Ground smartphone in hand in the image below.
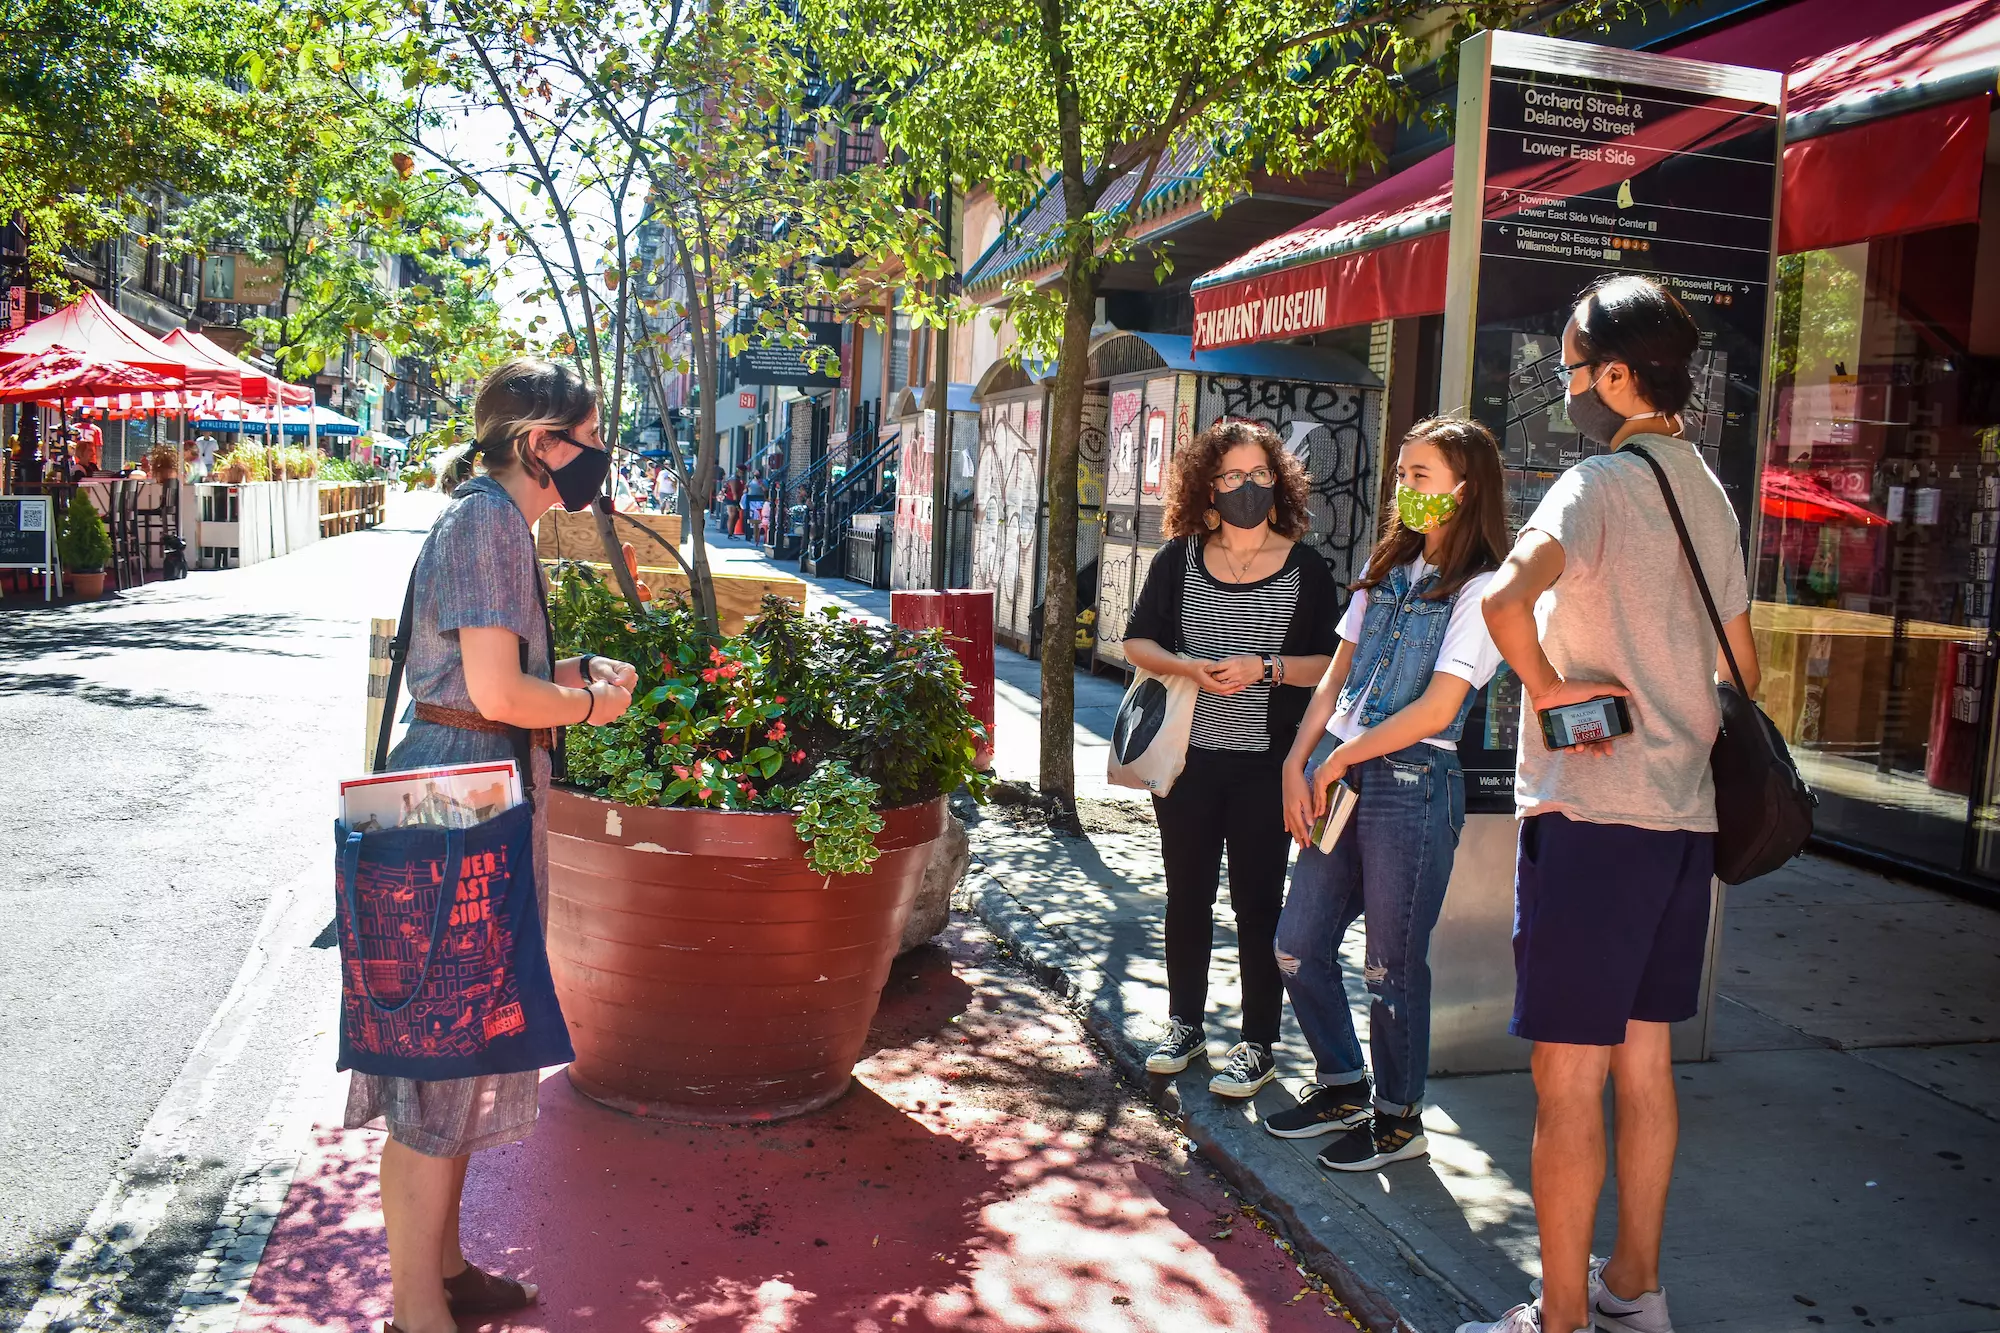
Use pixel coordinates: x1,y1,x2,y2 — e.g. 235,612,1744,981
1539,695,1633,750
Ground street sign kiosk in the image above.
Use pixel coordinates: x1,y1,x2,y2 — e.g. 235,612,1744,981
1430,30,1785,1072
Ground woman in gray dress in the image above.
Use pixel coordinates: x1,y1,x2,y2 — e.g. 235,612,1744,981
349,357,635,1333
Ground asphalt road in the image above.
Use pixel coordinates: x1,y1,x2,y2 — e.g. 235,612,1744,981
0,489,444,1331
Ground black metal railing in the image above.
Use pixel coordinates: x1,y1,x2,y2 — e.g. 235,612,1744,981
799,421,899,578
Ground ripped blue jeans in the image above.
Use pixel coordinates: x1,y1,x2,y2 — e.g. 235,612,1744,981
1274,743,1464,1115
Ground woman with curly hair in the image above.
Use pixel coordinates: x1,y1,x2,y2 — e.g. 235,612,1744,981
1122,419,1340,1098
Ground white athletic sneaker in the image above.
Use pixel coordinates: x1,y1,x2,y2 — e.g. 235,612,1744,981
1457,1299,1590,1333
1532,1257,1674,1333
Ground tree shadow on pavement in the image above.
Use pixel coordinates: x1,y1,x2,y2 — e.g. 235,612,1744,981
0,611,328,664
238,923,1319,1333
0,672,212,712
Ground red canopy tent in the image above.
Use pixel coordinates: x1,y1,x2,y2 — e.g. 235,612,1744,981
162,329,312,406
0,291,229,390
0,345,181,403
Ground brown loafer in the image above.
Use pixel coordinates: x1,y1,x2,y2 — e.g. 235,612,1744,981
444,1261,539,1314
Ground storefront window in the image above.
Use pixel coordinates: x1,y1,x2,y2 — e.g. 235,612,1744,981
1754,224,2000,880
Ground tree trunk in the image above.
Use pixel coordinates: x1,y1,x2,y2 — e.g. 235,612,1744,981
1037,257,1096,818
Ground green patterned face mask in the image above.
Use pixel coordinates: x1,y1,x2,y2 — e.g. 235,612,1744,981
1395,483,1462,534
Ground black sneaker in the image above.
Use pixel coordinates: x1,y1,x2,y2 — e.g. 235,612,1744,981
1264,1082,1372,1139
1316,1110,1428,1171
1207,1041,1277,1098
1145,1018,1204,1074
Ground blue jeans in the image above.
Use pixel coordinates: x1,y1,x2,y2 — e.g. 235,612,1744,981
1275,744,1465,1115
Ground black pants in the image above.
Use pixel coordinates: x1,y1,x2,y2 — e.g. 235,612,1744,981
1152,747,1289,1047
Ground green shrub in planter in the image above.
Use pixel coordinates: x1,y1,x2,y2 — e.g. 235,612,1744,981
57,496,112,574
552,564,988,874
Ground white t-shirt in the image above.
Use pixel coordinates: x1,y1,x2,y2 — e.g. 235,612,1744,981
1329,559,1503,751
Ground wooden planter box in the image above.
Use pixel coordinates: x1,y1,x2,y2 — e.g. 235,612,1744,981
536,509,682,567
546,789,948,1123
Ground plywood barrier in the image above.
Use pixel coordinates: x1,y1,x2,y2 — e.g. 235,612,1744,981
547,561,805,636
536,509,682,569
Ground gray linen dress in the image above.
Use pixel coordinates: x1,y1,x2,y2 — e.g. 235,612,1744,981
344,475,558,1157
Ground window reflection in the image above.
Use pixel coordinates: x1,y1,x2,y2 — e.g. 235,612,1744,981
1753,228,2000,878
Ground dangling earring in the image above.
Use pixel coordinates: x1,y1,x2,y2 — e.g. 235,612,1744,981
1203,507,1221,531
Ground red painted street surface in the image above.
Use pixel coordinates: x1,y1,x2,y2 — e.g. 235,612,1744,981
239,923,1347,1332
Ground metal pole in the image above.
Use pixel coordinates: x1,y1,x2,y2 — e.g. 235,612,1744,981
929,155,953,591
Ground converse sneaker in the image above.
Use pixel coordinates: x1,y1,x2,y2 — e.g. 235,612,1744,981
1145,1018,1204,1074
1532,1257,1674,1333
1315,1109,1428,1171
1207,1041,1277,1098
1457,1300,1590,1333
1263,1082,1371,1139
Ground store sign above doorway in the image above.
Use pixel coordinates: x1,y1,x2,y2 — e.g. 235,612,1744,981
201,253,286,305
730,320,841,388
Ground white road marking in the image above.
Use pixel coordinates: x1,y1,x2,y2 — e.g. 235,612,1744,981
19,864,327,1333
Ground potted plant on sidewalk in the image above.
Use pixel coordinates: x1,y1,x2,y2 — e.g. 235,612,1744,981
57,495,113,599
547,566,987,1123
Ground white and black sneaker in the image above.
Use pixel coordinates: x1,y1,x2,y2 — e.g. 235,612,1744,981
1316,1110,1428,1171
1207,1042,1277,1098
1531,1257,1675,1333
1264,1082,1372,1139
1145,1018,1204,1074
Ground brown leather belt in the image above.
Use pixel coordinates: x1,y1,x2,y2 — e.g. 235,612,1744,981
413,701,554,750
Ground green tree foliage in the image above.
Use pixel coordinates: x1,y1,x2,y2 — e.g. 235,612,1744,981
808,0,1623,809
0,0,256,288
293,0,945,637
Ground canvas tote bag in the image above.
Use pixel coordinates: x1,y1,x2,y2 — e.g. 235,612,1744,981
1108,659,1199,796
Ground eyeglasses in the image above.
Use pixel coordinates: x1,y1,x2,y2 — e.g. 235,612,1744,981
1213,466,1275,492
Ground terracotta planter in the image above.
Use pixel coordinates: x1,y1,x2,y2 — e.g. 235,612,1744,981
67,571,106,599
547,787,948,1123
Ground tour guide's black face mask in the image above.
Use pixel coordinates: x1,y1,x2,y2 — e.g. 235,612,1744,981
547,434,611,512
1212,478,1275,530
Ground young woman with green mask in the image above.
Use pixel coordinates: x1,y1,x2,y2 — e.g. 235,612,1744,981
1267,417,1508,1171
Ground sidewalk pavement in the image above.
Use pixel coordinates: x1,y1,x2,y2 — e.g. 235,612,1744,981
230,922,1349,1332
707,530,2000,1333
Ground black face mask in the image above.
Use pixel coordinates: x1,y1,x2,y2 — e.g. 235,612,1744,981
548,439,611,512
1213,478,1275,530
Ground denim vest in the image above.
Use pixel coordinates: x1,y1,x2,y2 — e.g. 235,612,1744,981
1335,562,1480,743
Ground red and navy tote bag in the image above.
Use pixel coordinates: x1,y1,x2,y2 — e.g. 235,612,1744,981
334,803,573,1079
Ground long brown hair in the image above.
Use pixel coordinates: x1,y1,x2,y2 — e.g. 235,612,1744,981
1353,416,1506,600
1162,419,1311,541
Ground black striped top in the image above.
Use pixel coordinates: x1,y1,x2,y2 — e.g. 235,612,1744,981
1179,541,1302,752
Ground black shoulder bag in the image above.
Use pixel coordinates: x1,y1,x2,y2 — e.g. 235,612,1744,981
1628,444,1816,883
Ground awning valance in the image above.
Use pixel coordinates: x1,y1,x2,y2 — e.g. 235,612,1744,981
1192,0,2000,350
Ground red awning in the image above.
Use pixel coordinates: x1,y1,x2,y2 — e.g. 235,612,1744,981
163,328,313,405
0,291,232,389
1192,0,2000,350
0,345,182,404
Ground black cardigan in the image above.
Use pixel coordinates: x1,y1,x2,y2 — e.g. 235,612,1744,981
1122,536,1341,754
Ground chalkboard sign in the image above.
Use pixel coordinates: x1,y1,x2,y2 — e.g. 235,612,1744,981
0,496,54,568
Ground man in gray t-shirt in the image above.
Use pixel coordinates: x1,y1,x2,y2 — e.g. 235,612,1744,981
1515,432,1748,831
1468,276,1762,1333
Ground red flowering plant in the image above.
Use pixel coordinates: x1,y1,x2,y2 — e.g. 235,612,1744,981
551,564,987,872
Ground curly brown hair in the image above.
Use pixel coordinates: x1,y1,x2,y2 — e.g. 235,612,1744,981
1162,419,1310,541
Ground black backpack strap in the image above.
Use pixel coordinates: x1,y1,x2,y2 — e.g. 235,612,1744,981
1625,443,1748,696
373,566,420,775
374,557,551,807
